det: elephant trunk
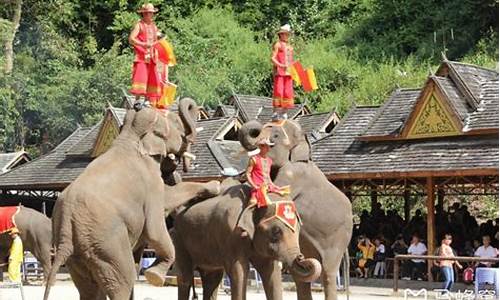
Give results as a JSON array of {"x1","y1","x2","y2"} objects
[
  {"x1": 288, "y1": 254, "x2": 322, "y2": 283},
  {"x1": 179, "y1": 98, "x2": 198, "y2": 143},
  {"x1": 238, "y1": 120, "x2": 263, "y2": 151},
  {"x1": 178, "y1": 98, "x2": 198, "y2": 171}
]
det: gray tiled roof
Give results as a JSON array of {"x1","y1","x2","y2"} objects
[
  {"x1": 0, "y1": 127, "x2": 93, "y2": 189},
  {"x1": 362, "y1": 89, "x2": 421, "y2": 137},
  {"x1": 0, "y1": 151, "x2": 29, "y2": 173},
  {"x1": 296, "y1": 111, "x2": 336, "y2": 138},
  {"x1": 448, "y1": 61, "x2": 498, "y2": 105},
  {"x1": 232, "y1": 94, "x2": 271, "y2": 122},
  {"x1": 434, "y1": 76, "x2": 471, "y2": 120},
  {"x1": 256, "y1": 105, "x2": 305, "y2": 123},
  {"x1": 464, "y1": 78, "x2": 499, "y2": 131},
  {"x1": 182, "y1": 117, "x2": 235, "y2": 179},
  {"x1": 109, "y1": 107, "x2": 127, "y2": 127},
  {"x1": 66, "y1": 122, "x2": 102, "y2": 156},
  {"x1": 312, "y1": 106, "x2": 499, "y2": 177},
  {"x1": 213, "y1": 105, "x2": 237, "y2": 118}
]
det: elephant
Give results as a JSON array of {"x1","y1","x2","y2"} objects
[
  {"x1": 0, "y1": 206, "x2": 52, "y2": 280},
  {"x1": 239, "y1": 120, "x2": 353, "y2": 300},
  {"x1": 44, "y1": 98, "x2": 216, "y2": 300},
  {"x1": 173, "y1": 178, "x2": 322, "y2": 300}
]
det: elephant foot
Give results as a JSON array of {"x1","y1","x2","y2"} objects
[{"x1": 144, "y1": 267, "x2": 165, "y2": 287}]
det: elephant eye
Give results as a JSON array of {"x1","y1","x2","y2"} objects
[{"x1": 270, "y1": 226, "x2": 282, "y2": 243}]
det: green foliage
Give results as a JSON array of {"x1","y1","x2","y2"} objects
[
  {"x1": 166, "y1": 8, "x2": 269, "y2": 105},
  {"x1": 0, "y1": 0, "x2": 497, "y2": 158}
]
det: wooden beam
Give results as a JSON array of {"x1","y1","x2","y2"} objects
[
  {"x1": 426, "y1": 177, "x2": 435, "y2": 282},
  {"x1": 327, "y1": 168, "x2": 499, "y2": 180},
  {"x1": 404, "y1": 188, "x2": 411, "y2": 224},
  {"x1": 370, "y1": 189, "x2": 378, "y2": 212},
  {"x1": 437, "y1": 188, "x2": 445, "y2": 209}
]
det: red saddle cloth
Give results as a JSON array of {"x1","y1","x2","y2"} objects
[{"x1": 0, "y1": 206, "x2": 19, "y2": 233}]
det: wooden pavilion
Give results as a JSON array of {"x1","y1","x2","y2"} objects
[{"x1": 312, "y1": 60, "x2": 499, "y2": 279}]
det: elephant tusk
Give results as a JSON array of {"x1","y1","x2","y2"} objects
[
  {"x1": 167, "y1": 153, "x2": 176, "y2": 160},
  {"x1": 247, "y1": 148, "x2": 260, "y2": 157},
  {"x1": 183, "y1": 152, "x2": 196, "y2": 161}
]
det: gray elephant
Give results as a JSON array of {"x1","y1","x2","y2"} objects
[
  {"x1": 239, "y1": 120, "x2": 353, "y2": 300},
  {"x1": 44, "y1": 98, "x2": 219, "y2": 300},
  {"x1": 173, "y1": 179, "x2": 322, "y2": 300},
  {"x1": 0, "y1": 206, "x2": 52, "y2": 279}
]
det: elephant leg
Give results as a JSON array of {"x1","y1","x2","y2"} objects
[
  {"x1": 143, "y1": 214, "x2": 175, "y2": 287},
  {"x1": 321, "y1": 247, "x2": 344, "y2": 300},
  {"x1": 200, "y1": 269, "x2": 224, "y2": 300},
  {"x1": 32, "y1": 243, "x2": 52, "y2": 281},
  {"x1": 293, "y1": 280, "x2": 312, "y2": 300},
  {"x1": 133, "y1": 244, "x2": 145, "y2": 277},
  {"x1": 89, "y1": 228, "x2": 136, "y2": 300},
  {"x1": 165, "y1": 181, "x2": 221, "y2": 209},
  {"x1": 67, "y1": 257, "x2": 106, "y2": 300},
  {"x1": 225, "y1": 258, "x2": 249, "y2": 300},
  {"x1": 251, "y1": 258, "x2": 282, "y2": 300},
  {"x1": 176, "y1": 261, "x2": 193, "y2": 300}
]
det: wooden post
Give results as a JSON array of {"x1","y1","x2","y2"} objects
[
  {"x1": 370, "y1": 189, "x2": 378, "y2": 212},
  {"x1": 426, "y1": 177, "x2": 435, "y2": 282},
  {"x1": 437, "y1": 188, "x2": 445, "y2": 209},
  {"x1": 393, "y1": 257, "x2": 399, "y2": 292},
  {"x1": 404, "y1": 188, "x2": 410, "y2": 224}
]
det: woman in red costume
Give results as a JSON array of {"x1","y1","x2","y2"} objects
[
  {"x1": 129, "y1": 3, "x2": 162, "y2": 103},
  {"x1": 271, "y1": 24, "x2": 294, "y2": 120},
  {"x1": 246, "y1": 137, "x2": 289, "y2": 207}
]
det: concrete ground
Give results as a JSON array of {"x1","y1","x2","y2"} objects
[
  {"x1": 0, "y1": 275, "x2": 483, "y2": 299},
  {"x1": 0, "y1": 281, "x2": 404, "y2": 300}
]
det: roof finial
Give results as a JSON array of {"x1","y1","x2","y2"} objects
[
  {"x1": 441, "y1": 51, "x2": 448, "y2": 62},
  {"x1": 428, "y1": 68, "x2": 433, "y2": 76}
]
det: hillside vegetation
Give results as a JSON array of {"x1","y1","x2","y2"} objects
[{"x1": 0, "y1": 0, "x2": 498, "y2": 156}]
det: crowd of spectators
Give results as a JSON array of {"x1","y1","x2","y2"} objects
[{"x1": 351, "y1": 202, "x2": 499, "y2": 281}]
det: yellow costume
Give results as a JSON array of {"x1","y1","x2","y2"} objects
[{"x1": 8, "y1": 233, "x2": 23, "y2": 282}]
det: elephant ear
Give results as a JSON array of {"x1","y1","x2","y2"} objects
[
  {"x1": 236, "y1": 204, "x2": 256, "y2": 240},
  {"x1": 140, "y1": 131, "x2": 168, "y2": 157},
  {"x1": 290, "y1": 133, "x2": 311, "y2": 162}
]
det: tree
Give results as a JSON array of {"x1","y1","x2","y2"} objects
[{"x1": 3, "y1": 0, "x2": 22, "y2": 74}]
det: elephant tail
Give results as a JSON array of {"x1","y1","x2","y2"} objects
[
  {"x1": 343, "y1": 248, "x2": 350, "y2": 300},
  {"x1": 43, "y1": 200, "x2": 74, "y2": 300}
]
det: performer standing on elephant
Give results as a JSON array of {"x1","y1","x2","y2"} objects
[
  {"x1": 271, "y1": 24, "x2": 294, "y2": 121},
  {"x1": 8, "y1": 228, "x2": 23, "y2": 283},
  {"x1": 246, "y1": 137, "x2": 289, "y2": 207},
  {"x1": 129, "y1": 3, "x2": 162, "y2": 104}
]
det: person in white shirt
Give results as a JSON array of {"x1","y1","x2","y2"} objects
[
  {"x1": 373, "y1": 237, "x2": 386, "y2": 278},
  {"x1": 474, "y1": 235, "x2": 499, "y2": 267},
  {"x1": 403, "y1": 234, "x2": 427, "y2": 280}
]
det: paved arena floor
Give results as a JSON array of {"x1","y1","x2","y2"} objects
[{"x1": 0, "y1": 281, "x2": 406, "y2": 300}]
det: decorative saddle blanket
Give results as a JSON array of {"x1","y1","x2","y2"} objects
[{"x1": 0, "y1": 206, "x2": 20, "y2": 234}]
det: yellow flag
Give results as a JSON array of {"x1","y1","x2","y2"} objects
[
  {"x1": 306, "y1": 68, "x2": 318, "y2": 90},
  {"x1": 289, "y1": 65, "x2": 301, "y2": 86}
]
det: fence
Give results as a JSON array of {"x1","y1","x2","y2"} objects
[{"x1": 393, "y1": 255, "x2": 499, "y2": 292}]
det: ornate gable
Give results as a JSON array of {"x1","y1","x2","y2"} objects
[
  {"x1": 91, "y1": 110, "x2": 120, "y2": 157},
  {"x1": 403, "y1": 80, "x2": 462, "y2": 139}
]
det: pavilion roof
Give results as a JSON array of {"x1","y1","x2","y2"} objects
[
  {"x1": 359, "y1": 61, "x2": 498, "y2": 141},
  {"x1": 312, "y1": 60, "x2": 499, "y2": 179},
  {"x1": 0, "y1": 151, "x2": 30, "y2": 174},
  {"x1": 0, "y1": 127, "x2": 93, "y2": 190}
]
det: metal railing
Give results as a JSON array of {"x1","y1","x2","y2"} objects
[{"x1": 393, "y1": 255, "x2": 499, "y2": 292}]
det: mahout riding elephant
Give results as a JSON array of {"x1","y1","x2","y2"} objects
[
  {"x1": 0, "y1": 206, "x2": 52, "y2": 279},
  {"x1": 44, "y1": 98, "x2": 219, "y2": 300},
  {"x1": 173, "y1": 178, "x2": 322, "y2": 300},
  {"x1": 239, "y1": 120, "x2": 353, "y2": 300}
]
